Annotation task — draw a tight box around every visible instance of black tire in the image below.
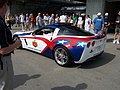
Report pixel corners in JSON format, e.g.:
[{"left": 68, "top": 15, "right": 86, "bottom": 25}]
[
  {"left": 54, "top": 46, "right": 73, "bottom": 67},
  {"left": 13, "top": 36, "right": 22, "bottom": 49}
]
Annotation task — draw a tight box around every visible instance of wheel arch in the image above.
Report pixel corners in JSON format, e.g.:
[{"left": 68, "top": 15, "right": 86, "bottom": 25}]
[
  {"left": 52, "top": 44, "right": 74, "bottom": 67},
  {"left": 52, "top": 44, "right": 69, "bottom": 56}
]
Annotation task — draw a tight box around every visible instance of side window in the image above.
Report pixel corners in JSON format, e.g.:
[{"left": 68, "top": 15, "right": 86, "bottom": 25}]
[
  {"left": 33, "top": 27, "right": 55, "bottom": 36},
  {"left": 42, "top": 27, "right": 55, "bottom": 36},
  {"left": 57, "top": 29, "right": 64, "bottom": 35},
  {"left": 43, "top": 29, "right": 51, "bottom": 34},
  {"left": 57, "top": 27, "right": 73, "bottom": 35},
  {"left": 34, "top": 28, "right": 43, "bottom": 35}
]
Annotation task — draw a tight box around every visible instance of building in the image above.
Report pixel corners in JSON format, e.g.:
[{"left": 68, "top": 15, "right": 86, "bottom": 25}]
[
  {"left": 8, "top": 0, "right": 85, "bottom": 15},
  {"left": 8, "top": 0, "right": 120, "bottom": 22},
  {"left": 86, "top": 0, "right": 120, "bottom": 22}
]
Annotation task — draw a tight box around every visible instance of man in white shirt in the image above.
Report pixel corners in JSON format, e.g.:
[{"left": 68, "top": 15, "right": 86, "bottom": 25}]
[
  {"left": 19, "top": 13, "right": 25, "bottom": 31},
  {"left": 59, "top": 14, "right": 67, "bottom": 23}
]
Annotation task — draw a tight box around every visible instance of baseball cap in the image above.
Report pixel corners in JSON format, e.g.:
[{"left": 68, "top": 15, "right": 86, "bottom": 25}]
[
  {"left": 97, "top": 12, "right": 101, "bottom": 16},
  {"left": 105, "top": 13, "right": 108, "bottom": 16}
]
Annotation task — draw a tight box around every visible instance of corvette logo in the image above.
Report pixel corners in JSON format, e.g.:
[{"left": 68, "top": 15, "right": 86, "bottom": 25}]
[{"left": 32, "top": 40, "right": 38, "bottom": 47}]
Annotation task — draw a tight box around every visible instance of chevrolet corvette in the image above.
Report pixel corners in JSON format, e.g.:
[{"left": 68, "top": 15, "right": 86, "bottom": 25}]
[{"left": 13, "top": 23, "right": 106, "bottom": 67}]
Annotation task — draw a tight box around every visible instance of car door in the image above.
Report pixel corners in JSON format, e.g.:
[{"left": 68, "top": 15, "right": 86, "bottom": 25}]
[{"left": 26, "top": 27, "right": 55, "bottom": 53}]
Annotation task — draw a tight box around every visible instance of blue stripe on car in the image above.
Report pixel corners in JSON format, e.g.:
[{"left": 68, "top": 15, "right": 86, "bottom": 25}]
[
  {"left": 42, "top": 47, "right": 53, "bottom": 58},
  {"left": 16, "top": 33, "right": 31, "bottom": 36}
]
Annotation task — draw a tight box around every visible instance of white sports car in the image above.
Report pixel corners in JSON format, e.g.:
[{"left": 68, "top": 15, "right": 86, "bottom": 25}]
[{"left": 13, "top": 23, "right": 106, "bottom": 67}]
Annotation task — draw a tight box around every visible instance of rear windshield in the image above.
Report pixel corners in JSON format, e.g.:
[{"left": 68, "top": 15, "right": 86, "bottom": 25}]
[{"left": 58, "top": 26, "right": 94, "bottom": 36}]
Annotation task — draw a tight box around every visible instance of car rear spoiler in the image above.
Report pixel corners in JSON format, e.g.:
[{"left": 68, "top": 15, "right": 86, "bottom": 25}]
[{"left": 94, "top": 34, "right": 106, "bottom": 39}]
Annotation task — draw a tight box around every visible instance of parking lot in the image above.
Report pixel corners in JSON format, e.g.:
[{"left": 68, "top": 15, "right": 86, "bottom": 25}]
[{"left": 11, "top": 27, "right": 120, "bottom": 90}]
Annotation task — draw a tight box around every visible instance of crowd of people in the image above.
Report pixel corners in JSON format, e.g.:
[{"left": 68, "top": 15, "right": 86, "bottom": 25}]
[
  {"left": 5, "top": 11, "right": 120, "bottom": 44},
  {"left": 5, "top": 12, "right": 92, "bottom": 31}
]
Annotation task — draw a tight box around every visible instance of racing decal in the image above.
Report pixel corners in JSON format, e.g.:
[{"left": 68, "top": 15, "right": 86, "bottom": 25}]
[
  {"left": 54, "top": 39, "right": 71, "bottom": 45},
  {"left": 53, "top": 37, "right": 88, "bottom": 48},
  {"left": 32, "top": 40, "right": 38, "bottom": 47},
  {"left": 53, "top": 38, "right": 87, "bottom": 61},
  {"left": 75, "top": 41, "right": 87, "bottom": 47},
  {"left": 42, "top": 47, "right": 53, "bottom": 58},
  {"left": 19, "top": 36, "right": 90, "bottom": 61},
  {"left": 53, "top": 28, "right": 60, "bottom": 36},
  {"left": 70, "top": 41, "right": 87, "bottom": 61},
  {"left": 19, "top": 36, "right": 55, "bottom": 50},
  {"left": 16, "top": 33, "right": 31, "bottom": 36},
  {"left": 24, "top": 39, "right": 28, "bottom": 45}
]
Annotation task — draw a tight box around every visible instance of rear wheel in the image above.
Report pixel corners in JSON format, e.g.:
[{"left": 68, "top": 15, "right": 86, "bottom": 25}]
[{"left": 54, "top": 46, "right": 73, "bottom": 67}]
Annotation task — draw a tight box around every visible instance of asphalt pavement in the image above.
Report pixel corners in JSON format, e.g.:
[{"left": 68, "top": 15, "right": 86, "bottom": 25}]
[{"left": 10, "top": 25, "right": 120, "bottom": 90}]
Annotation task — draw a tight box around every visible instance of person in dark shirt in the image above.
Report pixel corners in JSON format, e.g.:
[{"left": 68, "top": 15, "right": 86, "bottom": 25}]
[
  {"left": 104, "top": 13, "right": 110, "bottom": 34},
  {"left": 113, "top": 11, "right": 120, "bottom": 44},
  {"left": 0, "top": 0, "right": 21, "bottom": 90}
]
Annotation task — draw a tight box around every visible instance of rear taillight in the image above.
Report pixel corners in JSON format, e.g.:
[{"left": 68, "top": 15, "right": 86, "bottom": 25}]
[
  {"left": 87, "top": 42, "right": 91, "bottom": 48},
  {"left": 92, "top": 41, "right": 95, "bottom": 46},
  {"left": 87, "top": 41, "right": 95, "bottom": 48}
]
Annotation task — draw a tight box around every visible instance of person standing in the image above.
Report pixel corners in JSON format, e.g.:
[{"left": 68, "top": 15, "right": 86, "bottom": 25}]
[
  {"left": 15, "top": 14, "right": 19, "bottom": 27},
  {"left": 93, "top": 12, "right": 104, "bottom": 34},
  {"left": 44, "top": 13, "right": 50, "bottom": 25},
  {"left": 0, "top": 0, "right": 21, "bottom": 90},
  {"left": 29, "top": 13, "right": 35, "bottom": 30},
  {"left": 25, "top": 13, "right": 30, "bottom": 31},
  {"left": 113, "top": 11, "right": 120, "bottom": 44},
  {"left": 6, "top": 13, "right": 12, "bottom": 29},
  {"left": 77, "top": 14, "right": 83, "bottom": 28},
  {"left": 67, "top": 15, "right": 73, "bottom": 24},
  {"left": 55, "top": 14, "right": 60, "bottom": 24},
  {"left": 36, "top": 13, "right": 43, "bottom": 28},
  {"left": 84, "top": 15, "right": 91, "bottom": 31},
  {"left": 104, "top": 13, "right": 110, "bottom": 34},
  {"left": 49, "top": 13, "right": 55, "bottom": 25},
  {"left": 59, "top": 13, "right": 67, "bottom": 23},
  {"left": 72, "top": 13, "right": 77, "bottom": 26},
  {"left": 19, "top": 13, "right": 25, "bottom": 31}
]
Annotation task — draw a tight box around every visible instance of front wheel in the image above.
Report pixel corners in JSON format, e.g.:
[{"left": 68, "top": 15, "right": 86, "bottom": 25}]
[{"left": 54, "top": 46, "right": 73, "bottom": 67}]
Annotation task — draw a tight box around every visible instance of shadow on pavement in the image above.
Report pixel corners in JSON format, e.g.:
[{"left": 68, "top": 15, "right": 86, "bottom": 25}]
[
  {"left": 116, "top": 48, "right": 120, "bottom": 50},
  {"left": 107, "top": 38, "right": 114, "bottom": 43},
  {"left": 51, "top": 83, "right": 88, "bottom": 90},
  {"left": 75, "top": 52, "right": 115, "bottom": 69},
  {"left": 13, "top": 74, "right": 41, "bottom": 89}
]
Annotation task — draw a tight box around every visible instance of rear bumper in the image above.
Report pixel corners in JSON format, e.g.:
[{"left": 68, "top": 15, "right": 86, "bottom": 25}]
[{"left": 74, "top": 37, "right": 106, "bottom": 64}]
